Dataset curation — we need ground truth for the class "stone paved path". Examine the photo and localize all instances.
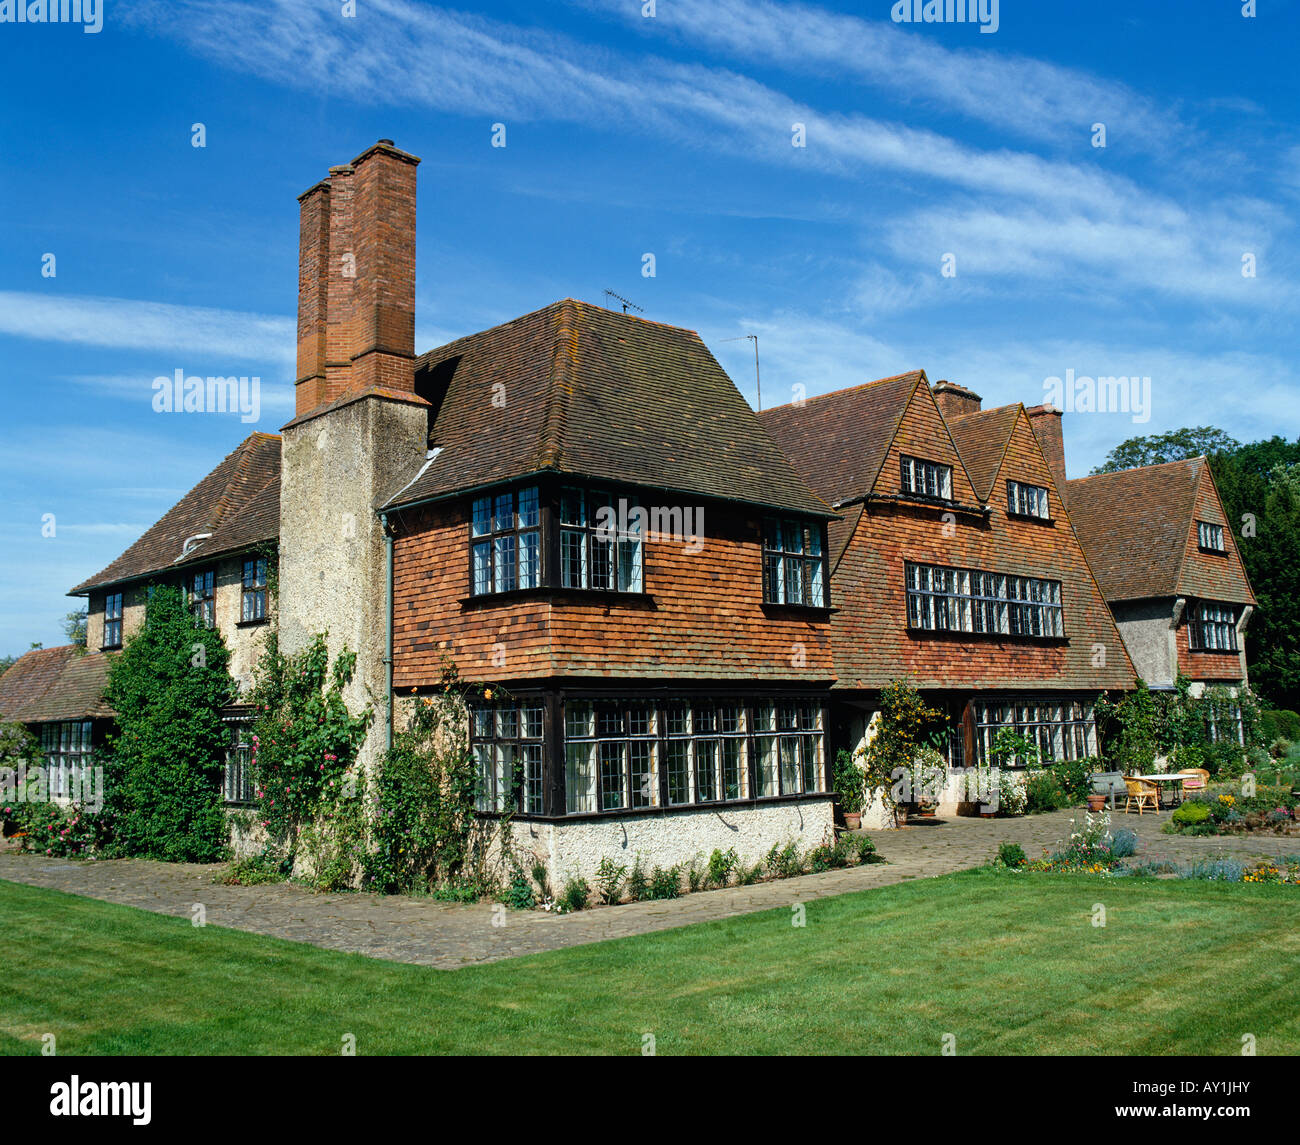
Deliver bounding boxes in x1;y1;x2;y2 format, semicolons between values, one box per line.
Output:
1;808;1294;970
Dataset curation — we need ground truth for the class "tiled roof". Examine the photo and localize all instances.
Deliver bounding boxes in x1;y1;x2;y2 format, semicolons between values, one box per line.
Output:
1067;457;1254;604
0;645;114;723
381;300;833;518
70;433;281;594
757;372;927;506
947;405;1022;501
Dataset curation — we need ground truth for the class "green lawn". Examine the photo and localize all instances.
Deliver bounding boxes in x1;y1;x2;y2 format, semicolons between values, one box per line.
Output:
2;872;1297;1055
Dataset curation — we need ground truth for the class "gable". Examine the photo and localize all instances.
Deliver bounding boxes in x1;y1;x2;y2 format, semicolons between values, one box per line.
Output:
873;382;980;507
1175;464;1256;605
947;405;1021;502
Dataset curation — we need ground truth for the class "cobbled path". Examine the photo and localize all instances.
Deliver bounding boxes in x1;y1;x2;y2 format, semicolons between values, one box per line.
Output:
1;808;1294;970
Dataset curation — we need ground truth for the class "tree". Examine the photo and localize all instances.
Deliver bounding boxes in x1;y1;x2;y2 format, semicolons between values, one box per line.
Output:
1210;443;1300;711
104;585;232;862
1091;426;1240;474
63;608;87;648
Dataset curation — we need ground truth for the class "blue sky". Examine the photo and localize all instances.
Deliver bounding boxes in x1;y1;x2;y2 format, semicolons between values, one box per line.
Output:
1;0;1298;656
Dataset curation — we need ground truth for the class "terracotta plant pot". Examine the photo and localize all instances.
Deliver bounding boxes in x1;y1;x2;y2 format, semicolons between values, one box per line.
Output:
1087;794;1107;812
843;812;862;830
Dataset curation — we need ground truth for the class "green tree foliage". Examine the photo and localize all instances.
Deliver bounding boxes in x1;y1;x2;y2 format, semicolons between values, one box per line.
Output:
1091;426;1240;473
63;609;87;648
104;585;231;861
1211;444;1300;710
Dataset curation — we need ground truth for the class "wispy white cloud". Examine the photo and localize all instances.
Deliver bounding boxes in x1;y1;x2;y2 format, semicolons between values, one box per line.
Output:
0;291;294;362
117;0;1290;311
575;0;1185;151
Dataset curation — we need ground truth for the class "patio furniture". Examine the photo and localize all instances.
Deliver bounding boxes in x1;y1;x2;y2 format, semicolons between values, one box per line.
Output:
1123;776;1159;815
1176;767;1210;793
1090;771;1127;811
1133;773;1189;808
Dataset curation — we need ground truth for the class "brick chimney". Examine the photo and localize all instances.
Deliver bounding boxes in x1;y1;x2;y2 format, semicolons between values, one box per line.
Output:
1026;404;1068;497
932;380;982;421
295;140;420;416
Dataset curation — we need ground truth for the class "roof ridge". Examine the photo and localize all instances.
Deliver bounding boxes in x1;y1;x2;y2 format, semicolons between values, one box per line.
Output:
1067;455;1208;485
760;370;925;416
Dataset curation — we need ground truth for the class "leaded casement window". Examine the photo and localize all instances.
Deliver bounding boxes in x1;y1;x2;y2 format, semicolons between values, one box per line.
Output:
752;702;824;798
1197;521;1225;553
973;700;1097;767
187;569;215;628
241;558;268;623
905;563;1064;638
40;721;93;800
1189;601;1238;652
1205;702;1245;746
223;719;256;804
1007;479;1050;520
762;519;827;607
561;698;823;815
900;454;953;500
103;591;123;649
471;700;544;813
471;486;541;596
559;487;643;593
566;701;659;814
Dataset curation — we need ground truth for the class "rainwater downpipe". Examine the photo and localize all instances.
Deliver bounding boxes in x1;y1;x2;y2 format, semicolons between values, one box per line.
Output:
380;511;395;753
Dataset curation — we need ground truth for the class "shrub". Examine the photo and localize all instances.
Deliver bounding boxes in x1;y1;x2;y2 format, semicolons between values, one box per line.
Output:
1050;755;1095;804
502;867;536;910
559;875;591;912
1180;859;1244;882
995;841;1027;868
706;847;738;888
531;860;551;901
431;878;488;902
1262;709;1300;743
736;861;764;886
766;841;805;878
219;849;288;886
1172;801;1212;827
1108;827;1139;858
646;865;682;900
626;855;648;901
104;584;233;863
807;843;838;872
832;748;865;815
686;857;705;893
594;857;627;905
848;834;880;864
1025;771;1068;814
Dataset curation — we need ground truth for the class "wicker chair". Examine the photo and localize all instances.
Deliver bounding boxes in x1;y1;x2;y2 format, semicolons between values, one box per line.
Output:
1176;767;1210;792
1123;775;1159;815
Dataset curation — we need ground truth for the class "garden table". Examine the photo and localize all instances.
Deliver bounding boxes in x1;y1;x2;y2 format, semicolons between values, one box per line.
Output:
1133;774;1186;809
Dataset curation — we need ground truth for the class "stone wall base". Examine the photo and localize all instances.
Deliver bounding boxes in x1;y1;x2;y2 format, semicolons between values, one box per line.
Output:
503;799;836;887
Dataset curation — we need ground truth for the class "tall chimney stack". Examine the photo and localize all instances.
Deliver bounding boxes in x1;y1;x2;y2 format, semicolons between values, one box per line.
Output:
294;140;420;417
1026;404;1068;499
931;380;982;421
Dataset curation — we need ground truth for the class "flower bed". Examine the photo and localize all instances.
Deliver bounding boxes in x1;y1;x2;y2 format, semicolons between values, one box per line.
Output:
1164;783;1299;837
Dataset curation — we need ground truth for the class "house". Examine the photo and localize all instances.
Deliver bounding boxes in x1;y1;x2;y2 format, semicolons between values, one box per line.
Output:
0;137;1252;877
759;375;1138;819
1066;458;1256;741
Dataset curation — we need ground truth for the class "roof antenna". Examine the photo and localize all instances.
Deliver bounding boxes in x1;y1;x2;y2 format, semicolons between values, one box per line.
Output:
603;289;643;315
721;334;762;410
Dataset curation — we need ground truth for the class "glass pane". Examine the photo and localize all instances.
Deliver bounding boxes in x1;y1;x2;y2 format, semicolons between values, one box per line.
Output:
519;531;540;589
494;534;517;592
518;486;539;529
493;492;514;533
472;542;491;595
472;497;491;537
560;487;585;526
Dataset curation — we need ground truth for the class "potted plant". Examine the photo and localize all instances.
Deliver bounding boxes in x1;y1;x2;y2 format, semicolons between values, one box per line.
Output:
833;748;865;830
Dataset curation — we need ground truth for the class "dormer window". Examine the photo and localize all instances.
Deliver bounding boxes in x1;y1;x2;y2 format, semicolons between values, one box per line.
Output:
1007;479;1050;520
1197;521;1225;553
559;487;643;593
900;455;952;500
1189;602;1237;651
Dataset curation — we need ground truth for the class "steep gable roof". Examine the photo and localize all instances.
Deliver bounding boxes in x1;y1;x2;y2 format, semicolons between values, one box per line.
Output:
947;404;1022;501
0;645;115;724
757;371;928;506
381;300;832;518
1066;457;1254;605
70;433;281;594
